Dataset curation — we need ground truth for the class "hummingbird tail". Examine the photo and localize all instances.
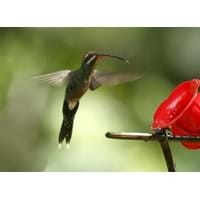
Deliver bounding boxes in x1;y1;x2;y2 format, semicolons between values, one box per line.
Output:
58;100;79;145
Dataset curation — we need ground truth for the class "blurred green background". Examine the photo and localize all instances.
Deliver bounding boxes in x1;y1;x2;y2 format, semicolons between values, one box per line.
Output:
0;27;200;171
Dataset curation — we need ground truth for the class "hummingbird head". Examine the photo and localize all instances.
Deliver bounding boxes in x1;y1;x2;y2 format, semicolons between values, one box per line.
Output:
82;51;129;69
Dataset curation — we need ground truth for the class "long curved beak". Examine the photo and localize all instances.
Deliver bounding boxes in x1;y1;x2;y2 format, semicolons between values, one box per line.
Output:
96;53;129;64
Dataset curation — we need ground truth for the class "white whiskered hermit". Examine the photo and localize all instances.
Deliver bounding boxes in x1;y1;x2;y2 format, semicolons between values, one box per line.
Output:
34;51;142;148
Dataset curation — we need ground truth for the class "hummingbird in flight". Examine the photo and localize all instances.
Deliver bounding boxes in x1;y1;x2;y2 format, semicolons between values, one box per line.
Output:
35;51;141;148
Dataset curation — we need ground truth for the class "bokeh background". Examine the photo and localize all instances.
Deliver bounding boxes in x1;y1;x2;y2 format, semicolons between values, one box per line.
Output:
0;27;200;171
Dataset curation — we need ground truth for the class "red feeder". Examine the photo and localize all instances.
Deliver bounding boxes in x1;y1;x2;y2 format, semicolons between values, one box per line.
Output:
152;79;200;149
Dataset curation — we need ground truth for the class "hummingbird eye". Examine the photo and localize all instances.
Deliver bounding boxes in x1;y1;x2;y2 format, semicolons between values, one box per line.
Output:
84;51;96;58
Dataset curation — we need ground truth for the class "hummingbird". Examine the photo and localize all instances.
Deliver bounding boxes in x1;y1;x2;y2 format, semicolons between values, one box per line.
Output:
35;51;141;148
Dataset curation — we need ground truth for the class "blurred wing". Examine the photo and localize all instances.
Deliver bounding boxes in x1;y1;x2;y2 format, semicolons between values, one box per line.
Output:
90;70;142;90
34;70;71;86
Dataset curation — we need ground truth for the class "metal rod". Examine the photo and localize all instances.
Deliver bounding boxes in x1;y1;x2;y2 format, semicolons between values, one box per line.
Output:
105;130;200;172
159;140;176;172
154;129;176;172
106;132;200;142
